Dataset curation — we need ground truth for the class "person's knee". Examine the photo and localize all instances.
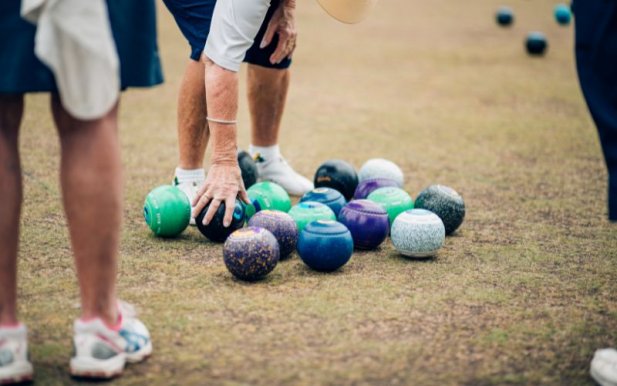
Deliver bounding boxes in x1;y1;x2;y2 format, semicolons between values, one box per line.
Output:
183;59;207;90
204;56;238;84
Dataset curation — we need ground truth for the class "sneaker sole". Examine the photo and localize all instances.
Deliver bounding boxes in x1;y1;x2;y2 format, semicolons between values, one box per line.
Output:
70;353;126;379
70;370;123;380
0;363;33;385
590;365;617;386
0;374;33;385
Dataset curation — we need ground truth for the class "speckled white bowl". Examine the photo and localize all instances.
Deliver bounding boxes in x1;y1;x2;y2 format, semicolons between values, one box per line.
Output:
391;209;445;258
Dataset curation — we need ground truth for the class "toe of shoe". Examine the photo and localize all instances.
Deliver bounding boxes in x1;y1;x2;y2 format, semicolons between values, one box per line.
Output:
286;178;314;196
591;358;617;386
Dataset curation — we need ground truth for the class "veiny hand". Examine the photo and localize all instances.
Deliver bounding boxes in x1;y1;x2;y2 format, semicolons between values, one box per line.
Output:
192;163;250;227
260;1;297;65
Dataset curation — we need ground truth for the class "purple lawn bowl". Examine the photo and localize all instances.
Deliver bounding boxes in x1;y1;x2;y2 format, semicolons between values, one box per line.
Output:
338;200;389;249
353;178;399;200
223;227;280;281
248;210;298;259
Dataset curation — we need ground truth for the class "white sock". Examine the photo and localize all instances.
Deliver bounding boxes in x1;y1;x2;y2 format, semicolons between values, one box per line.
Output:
174;167;205;185
249;144;280;161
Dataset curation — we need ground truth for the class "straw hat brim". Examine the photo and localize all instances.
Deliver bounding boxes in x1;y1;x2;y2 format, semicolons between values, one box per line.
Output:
315;0;378;24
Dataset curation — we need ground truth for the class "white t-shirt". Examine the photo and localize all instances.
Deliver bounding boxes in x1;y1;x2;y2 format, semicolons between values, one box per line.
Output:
204;0;272;72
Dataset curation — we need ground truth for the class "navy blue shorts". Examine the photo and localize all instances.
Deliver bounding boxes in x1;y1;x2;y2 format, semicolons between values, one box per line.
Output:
163;0;292;70
573;0;617;220
0;0;163;94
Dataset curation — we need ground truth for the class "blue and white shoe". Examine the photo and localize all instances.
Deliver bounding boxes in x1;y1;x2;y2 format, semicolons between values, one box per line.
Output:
70;301;152;379
0;324;33;385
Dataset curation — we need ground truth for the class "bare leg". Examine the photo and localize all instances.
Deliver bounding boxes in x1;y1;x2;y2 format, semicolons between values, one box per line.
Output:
0;95;24;326
247;65;289;146
178;59;209;169
246;65;312;195
51;96;121;326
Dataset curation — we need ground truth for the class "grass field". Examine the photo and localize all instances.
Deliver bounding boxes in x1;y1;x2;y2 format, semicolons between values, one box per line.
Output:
15;0;617;385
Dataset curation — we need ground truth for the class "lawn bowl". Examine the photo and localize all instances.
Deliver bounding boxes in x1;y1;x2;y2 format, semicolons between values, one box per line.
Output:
248;210;298;259
300;187;347;216
314;159;359;201
143;185;191;238
391;209;445;258
338;199;389;249
223;227;280;281
298;220;354;272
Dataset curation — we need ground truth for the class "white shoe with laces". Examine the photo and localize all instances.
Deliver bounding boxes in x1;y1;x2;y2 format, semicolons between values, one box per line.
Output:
70;301;152;379
255;155;314;196
0;324;33;385
591;348;617;386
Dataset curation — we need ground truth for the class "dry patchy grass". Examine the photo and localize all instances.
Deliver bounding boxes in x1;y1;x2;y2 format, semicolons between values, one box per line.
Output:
13;0;616;385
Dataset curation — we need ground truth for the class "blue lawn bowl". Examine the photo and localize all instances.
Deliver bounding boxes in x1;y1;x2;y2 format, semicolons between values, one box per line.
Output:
554;4;572;25
526;32;548;56
300;187;347;217
298;220;354;272
496;6;514;27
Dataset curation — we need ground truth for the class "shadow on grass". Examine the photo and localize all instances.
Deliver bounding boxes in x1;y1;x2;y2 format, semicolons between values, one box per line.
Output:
70;376;117;384
293;263;350;277
387;251;437;264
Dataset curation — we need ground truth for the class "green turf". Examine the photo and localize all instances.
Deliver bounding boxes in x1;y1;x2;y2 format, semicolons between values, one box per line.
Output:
14;0;616;384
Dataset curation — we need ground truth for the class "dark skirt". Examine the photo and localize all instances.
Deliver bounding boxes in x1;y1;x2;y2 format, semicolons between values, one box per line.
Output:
573;0;617;220
0;0;164;94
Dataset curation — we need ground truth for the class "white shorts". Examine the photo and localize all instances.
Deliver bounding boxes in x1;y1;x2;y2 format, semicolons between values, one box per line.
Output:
204;0;272;72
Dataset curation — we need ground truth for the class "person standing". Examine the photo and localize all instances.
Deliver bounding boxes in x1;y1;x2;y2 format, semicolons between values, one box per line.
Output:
574;0;617;224
573;1;617;385
0;0;161;382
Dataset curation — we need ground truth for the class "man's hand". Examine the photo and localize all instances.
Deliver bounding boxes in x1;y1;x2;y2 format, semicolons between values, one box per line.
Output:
192;163;250;228
260;0;297;65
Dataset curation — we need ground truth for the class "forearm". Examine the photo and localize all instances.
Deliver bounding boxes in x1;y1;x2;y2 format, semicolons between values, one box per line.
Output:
204;58;238;165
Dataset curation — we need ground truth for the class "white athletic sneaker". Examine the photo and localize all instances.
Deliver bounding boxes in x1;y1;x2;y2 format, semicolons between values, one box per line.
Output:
0;325;33;385
70;302;152;379
591;348;617;386
173;176;200;226
255;155;313;196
